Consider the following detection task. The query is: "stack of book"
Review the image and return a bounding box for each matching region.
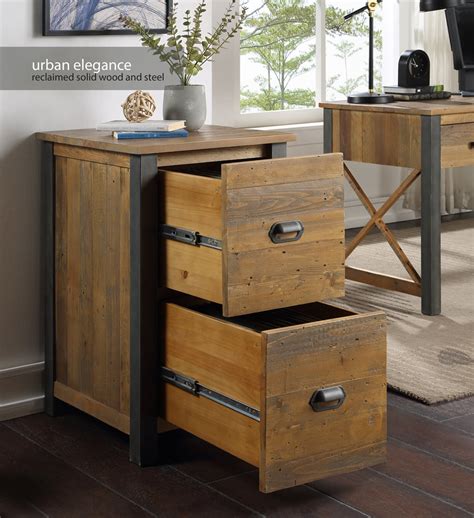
[97,120,188,139]
[383,85,451,101]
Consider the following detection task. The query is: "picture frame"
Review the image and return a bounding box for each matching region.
[43,0,170,36]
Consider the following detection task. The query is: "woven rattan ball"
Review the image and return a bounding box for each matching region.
[121,90,156,122]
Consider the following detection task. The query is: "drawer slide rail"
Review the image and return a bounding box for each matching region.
[161,367,260,422]
[160,224,222,250]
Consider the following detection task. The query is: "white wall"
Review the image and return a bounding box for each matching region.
[0,0,212,420]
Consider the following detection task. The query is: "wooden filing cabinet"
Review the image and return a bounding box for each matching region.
[38,126,387,493]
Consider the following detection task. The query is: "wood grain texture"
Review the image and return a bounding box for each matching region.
[54,157,70,391]
[346,266,422,297]
[64,157,81,391]
[222,154,345,316]
[160,154,345,316]
[157,145,266,167]
[160,169,222,239]
[260,311,387,493]
[119,168,131,415]
[373,440,474,513]
[54,143,130,167]
[163,240,223,303]
[161,302,387,493]
[163,384,260,467]
[54,382,130,434]
[312,461,469,518]
[37,125,296,155]
[225,242,345,316]
[164,303,262,409]
[320,97,474,116]
[223,153,343,189]
[332,110,422,168]
[54,156,130,417]
[441,123,474,168]
[441,113,474,125]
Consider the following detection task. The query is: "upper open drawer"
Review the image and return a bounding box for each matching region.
[159,153,345,316]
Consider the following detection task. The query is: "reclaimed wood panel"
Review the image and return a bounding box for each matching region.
[222,154,345,316]
[78,161,93,395]
[54,143,130,168]
[225,242,345,316]
[332,110,422,169]
[164,303,262,409]
[65,157,81,391]
[441,113,474,125]
[441,123,474,168]
[54,155,130,417]
[260,311,387,493]
[163,240,223,303]
[163,384,260,467]
[37,125,296,156]
[346,266,421,297]
[224,153,343,189]
[226,207,344,254]
[320,97,474,116]
[55,157,69,390]
[157,145,266,167]
[54,382,130,434]
[119,168,131,416]
[160,170,222,239]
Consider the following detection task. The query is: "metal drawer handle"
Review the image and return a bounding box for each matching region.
[468,142,474,150]
[268,221,304,244]
[309,386,346,412]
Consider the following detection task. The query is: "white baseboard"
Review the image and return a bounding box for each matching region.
[0,395,45,422]
[0,361,44,380]
[0,361,45,421]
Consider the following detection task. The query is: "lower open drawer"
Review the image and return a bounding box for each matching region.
[161,301,387,493]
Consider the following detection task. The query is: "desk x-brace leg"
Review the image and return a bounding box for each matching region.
[344,163,422,297]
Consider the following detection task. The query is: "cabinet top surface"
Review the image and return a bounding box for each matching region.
[36,125,296,155]
[320,96,474,116]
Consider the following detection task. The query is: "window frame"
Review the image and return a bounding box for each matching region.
[212,0,404,128]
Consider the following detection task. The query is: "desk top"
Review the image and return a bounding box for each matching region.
[320,96,474,117]
[37,125,296,155]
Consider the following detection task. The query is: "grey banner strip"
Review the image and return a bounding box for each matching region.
[0,47,176,90]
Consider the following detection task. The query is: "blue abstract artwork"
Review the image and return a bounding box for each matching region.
[44,0,168,35]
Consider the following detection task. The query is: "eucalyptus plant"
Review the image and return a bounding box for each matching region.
[121,0,247,86]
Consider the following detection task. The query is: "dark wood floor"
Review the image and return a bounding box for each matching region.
[1,392,473,518]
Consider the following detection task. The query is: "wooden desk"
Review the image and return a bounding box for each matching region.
[320,97,474,315]
[37,126,295,467]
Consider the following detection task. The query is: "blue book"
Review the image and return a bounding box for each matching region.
[113,129,189,139]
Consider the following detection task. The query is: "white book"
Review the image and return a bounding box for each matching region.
[97,120,186,132]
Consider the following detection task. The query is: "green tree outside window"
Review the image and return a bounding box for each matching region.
[240,0,383,112]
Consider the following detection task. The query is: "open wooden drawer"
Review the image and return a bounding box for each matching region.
[158,153,345,316]
[161,300,387,493]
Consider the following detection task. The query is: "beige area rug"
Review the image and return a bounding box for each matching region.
[330,218,474,404]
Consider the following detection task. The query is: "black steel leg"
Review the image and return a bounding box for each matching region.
[421,116,442,315]
[323,109,333,154]
[129,154,159,466]
[43,142,62,416]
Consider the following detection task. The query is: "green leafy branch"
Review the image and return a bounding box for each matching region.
[121,0,247,86]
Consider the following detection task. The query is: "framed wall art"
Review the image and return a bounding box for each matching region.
[43,0,170,36]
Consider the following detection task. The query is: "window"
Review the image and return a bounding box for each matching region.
[212,0,400,127]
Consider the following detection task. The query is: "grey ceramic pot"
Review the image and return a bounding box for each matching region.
[163,84,206,131]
